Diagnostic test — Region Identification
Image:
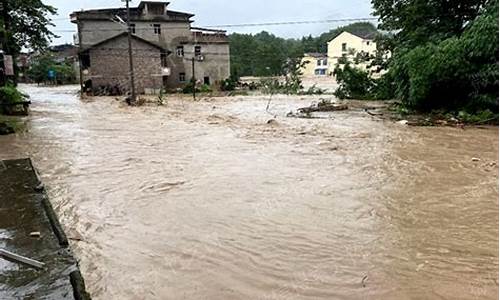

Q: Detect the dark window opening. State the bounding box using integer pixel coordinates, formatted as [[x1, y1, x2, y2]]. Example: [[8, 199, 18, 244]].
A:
[[179, 72, 186, 82], [153, 24, 161, 35], [342, 43, 347, 52], [176, 46, 184, 57], [130, 24, 136, 34], [194, 45, 201, 57], [315, 69, 326, 75], [203, 76, 210, 85], [81, 52, 91, 68], [317, 60, 321, 66], [160, 52, 168, 67]]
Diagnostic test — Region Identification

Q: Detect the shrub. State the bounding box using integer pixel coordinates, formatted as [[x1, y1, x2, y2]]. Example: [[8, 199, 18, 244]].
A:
[[0, 85, 29, 115], [182, 80, 196, 94], [220, 77, 238, 91], [199, 84, 212, 93], [333, 63, 376, 100], [301, 84, 325, 95], [0, 85, 28, 105]]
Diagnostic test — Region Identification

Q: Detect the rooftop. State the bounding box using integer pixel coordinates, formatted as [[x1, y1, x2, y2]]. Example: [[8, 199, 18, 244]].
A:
[[346, 31, 378, 40], [304, 52, 327, 58], [70, 1, 194, 23]]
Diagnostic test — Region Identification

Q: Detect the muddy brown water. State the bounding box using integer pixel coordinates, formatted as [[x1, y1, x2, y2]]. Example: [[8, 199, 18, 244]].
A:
[[0, 84, 498, 299]]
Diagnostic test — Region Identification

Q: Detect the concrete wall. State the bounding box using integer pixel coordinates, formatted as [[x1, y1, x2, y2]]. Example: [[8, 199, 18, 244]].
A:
[[166, 42, 230, 88], [327, 31, 377, 75], [85, 36, 164, 94], [80, 21, 127, 48]]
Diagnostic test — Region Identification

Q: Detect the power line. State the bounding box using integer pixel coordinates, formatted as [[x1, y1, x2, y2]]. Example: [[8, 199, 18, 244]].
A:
[[51, 16, 379, 33], [202, 17, 379, 28]]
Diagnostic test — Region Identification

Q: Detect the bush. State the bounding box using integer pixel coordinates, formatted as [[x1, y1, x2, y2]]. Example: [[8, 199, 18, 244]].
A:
[[220, 77, 238, 91], [0, 85, 28, 105], [0, 85, 29, 115], [301, 84, 325, 95], [457, 109, 498, 123], [182, 80, 196, 94], [199, 84, 212, 93], [333, 63, 376, 100]]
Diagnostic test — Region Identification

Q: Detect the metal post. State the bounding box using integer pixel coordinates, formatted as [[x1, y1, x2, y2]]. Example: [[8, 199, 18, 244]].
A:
[[126, 0, 136, 102], [191, 57, 196, 101]]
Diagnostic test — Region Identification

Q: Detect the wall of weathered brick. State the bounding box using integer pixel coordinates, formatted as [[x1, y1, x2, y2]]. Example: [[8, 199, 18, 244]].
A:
[[86, 36, 164, 94]]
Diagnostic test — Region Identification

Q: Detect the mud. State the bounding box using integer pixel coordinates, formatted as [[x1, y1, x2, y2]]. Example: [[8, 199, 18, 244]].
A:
[[0, 84, 498, 299]]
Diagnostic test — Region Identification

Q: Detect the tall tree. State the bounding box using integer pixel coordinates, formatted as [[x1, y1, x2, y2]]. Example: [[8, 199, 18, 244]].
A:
[[372, 0, 488, 48], [1, 0, 57, 54]]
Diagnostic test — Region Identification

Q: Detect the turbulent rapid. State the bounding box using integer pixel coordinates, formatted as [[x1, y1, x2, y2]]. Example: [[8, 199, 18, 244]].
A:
[[0, 84, 497, 299]]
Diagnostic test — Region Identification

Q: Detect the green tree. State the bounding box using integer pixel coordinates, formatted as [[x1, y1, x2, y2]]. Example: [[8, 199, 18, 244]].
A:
[[383, 0, 498, 111], [229, 31, 303, 77], [372, 0, 487, 48], [28, 54, 76, 84], [1, 0, 57, 54]]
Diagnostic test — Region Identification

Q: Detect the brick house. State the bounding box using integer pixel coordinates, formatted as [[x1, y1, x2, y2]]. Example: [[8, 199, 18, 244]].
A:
[[71, 1, 230, 94], [82, 33, 169, 94]]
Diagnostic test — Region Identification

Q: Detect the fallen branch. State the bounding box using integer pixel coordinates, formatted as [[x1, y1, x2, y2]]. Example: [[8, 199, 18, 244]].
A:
[[364, 108, 384, 116], [298, 104, 348, 114], [0, 248, 45, 269]]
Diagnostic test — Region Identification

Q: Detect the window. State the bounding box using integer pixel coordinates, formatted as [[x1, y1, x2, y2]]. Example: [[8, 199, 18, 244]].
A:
[[204, 76, 210, 85], [342, 43, 347, 52], [153, 24, 161, 35], [314, 69, 326, 76], [322, 59, 328, 66], [176, 46, 184, 57], [194, 45, 201, 57], [366, 41, 370, 46], [81, 52, 90, 68], [130, 24, 136, 34], [179, 72, 186, 82], [317, 59, 321, 66], [160, 52, 168, 67]]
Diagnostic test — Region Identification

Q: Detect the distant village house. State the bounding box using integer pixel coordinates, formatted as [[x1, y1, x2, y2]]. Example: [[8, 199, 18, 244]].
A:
[[71, 1, 230, 94], [327, 31, 378, 76], [300, 53, 328, 77]]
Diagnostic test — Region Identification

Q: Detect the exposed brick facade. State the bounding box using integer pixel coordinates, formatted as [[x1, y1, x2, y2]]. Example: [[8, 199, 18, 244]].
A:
[[86, 35, 165, 94]]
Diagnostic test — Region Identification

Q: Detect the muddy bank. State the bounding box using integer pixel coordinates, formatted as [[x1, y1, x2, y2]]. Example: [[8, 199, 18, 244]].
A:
[[0, 158, 89, 299], [0, 84, 497, 299]]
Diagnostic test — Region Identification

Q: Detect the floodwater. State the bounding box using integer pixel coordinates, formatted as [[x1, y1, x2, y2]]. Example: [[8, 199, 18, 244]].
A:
[[0, 84, 498, 299]]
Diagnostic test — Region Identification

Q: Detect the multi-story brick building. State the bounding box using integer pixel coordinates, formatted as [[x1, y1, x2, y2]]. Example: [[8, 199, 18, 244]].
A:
[[71, 1, 230, 94]]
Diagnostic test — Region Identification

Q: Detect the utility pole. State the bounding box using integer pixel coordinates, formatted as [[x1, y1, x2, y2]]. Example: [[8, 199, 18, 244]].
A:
[[77, 20, 84, 95], [0, 0, 7, 87], [125, 0, 136, 102], [191, 57, 196, 101]]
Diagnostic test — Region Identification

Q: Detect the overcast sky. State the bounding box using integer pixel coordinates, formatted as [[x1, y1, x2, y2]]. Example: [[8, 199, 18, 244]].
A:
[[46, 0, 375, 45]]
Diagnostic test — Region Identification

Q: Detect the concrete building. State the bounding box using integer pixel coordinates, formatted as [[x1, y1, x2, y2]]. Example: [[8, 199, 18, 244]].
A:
[[299, 53, 328, 77], [71, 1, 230, 94], [327, 31, 377, 75]]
